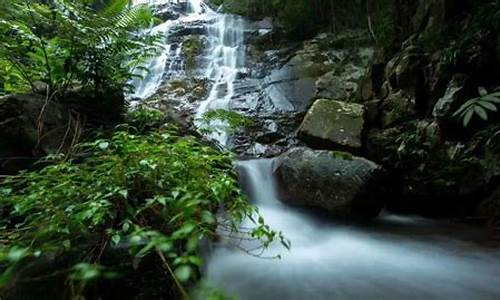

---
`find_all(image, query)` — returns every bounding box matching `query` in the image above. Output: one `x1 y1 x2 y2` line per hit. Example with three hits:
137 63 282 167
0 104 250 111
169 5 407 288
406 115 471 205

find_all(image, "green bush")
0 127 287 295
0 0 159 97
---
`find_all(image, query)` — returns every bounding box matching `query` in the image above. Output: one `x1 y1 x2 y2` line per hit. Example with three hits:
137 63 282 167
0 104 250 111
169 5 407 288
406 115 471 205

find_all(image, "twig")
57 111 74 154
366 0 378 44
155 247 189 300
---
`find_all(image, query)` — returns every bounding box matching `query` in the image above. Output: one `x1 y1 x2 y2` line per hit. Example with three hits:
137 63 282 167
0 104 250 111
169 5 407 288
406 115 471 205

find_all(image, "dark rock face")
380 90 416 128
273 147 386 219
0 91 124 174
298 99 365 152
432 74 475 137
0 94 68 173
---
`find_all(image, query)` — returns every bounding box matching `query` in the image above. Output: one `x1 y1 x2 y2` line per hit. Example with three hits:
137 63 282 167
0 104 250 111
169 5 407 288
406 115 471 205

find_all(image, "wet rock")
432 74 469 120
384 46 428 111
432 74 473 136
381 90 416 128
255 120 284 144
273 147 386 219
151 1 187 21
182 35 203 70
315 67 363 101
315 49 374 101
298 99 364 152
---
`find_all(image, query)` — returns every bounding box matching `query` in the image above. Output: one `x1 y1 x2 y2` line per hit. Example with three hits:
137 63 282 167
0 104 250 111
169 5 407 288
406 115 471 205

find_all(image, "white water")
130 0 246 146
194 11 246 146
129 0 211 100
205 159 500 300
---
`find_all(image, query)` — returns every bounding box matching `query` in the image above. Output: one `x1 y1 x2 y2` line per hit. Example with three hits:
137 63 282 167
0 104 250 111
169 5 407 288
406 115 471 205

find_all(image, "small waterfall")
129 21 173 100
195 13 246 147
205 159 500 300
128 0 210 101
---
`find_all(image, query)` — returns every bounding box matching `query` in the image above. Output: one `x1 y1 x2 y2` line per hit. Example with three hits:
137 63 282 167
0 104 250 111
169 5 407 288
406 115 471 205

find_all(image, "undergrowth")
0 119 287 297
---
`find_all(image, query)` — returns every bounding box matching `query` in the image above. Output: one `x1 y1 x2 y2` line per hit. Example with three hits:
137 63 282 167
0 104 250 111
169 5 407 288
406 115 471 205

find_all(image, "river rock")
298 99 364 152
273 147 386 219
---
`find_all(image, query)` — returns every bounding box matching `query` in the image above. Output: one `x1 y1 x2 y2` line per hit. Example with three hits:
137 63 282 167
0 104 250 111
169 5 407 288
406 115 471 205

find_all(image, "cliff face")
219 0 500 220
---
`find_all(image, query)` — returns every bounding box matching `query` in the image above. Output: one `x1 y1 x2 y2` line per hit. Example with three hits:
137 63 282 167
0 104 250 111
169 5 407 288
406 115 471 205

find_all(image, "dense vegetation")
210 0 395 43
0 116 283 297
0 0 158 98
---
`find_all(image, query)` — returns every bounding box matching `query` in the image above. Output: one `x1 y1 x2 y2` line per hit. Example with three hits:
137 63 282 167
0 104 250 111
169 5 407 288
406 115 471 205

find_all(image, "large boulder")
315 48 375 101
298 99 364 152
273 147 386 219
0 94 68 155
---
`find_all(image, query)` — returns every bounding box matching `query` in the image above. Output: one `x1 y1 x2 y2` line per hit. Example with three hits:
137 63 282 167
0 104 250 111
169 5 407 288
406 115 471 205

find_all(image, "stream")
130 1 500 299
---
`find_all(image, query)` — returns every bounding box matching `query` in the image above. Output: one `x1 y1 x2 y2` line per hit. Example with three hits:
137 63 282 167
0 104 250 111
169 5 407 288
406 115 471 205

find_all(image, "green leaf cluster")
453 87 500 127
200 109 256 134
0 0 160 97
0 126 285 292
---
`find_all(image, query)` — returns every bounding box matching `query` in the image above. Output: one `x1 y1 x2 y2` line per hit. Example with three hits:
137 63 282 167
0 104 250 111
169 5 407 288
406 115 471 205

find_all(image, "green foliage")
420 1 500 70
0 0 159 97
200 109 256 134
0 127 285 292
127 106 165 132
387 122 483 192
453 87 500 127
369 0 396 47
210 0 318 39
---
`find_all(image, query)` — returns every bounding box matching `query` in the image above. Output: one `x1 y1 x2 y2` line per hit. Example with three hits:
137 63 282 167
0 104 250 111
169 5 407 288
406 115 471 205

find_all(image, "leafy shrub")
127 106 165 132
453 87 500 127
0 0 159 97
200 109 256 134
0 127 286 294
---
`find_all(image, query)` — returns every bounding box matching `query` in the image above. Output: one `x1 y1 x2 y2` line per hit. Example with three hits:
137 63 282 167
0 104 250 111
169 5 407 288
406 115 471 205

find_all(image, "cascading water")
205 159 500 300
194 13 246 146
129 1 500 299
129 0 210 100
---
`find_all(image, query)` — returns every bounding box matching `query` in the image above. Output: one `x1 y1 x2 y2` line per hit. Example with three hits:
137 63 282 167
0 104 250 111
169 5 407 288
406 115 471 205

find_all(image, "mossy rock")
182 36 202 70
381 90 416 128
298 99 365 152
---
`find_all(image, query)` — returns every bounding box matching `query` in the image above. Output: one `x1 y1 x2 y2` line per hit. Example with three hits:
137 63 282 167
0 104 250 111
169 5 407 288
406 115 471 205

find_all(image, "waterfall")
194 13 246 147
129 0 211 101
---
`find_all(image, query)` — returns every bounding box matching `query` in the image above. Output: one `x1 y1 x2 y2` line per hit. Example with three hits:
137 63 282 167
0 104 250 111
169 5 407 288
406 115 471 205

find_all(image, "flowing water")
130 1 500 299
205 159 500 300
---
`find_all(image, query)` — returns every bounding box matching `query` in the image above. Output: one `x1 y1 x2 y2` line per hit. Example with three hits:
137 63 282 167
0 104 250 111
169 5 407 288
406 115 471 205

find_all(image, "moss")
182 36 202 70
168 80 189 91
331 151 353 160
200 109 256 133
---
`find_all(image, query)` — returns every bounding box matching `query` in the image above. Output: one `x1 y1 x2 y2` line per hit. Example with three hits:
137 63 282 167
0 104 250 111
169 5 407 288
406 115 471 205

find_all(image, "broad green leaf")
174 265 193 282
474 106 489 121
477 101 498 112
463 109 474 127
